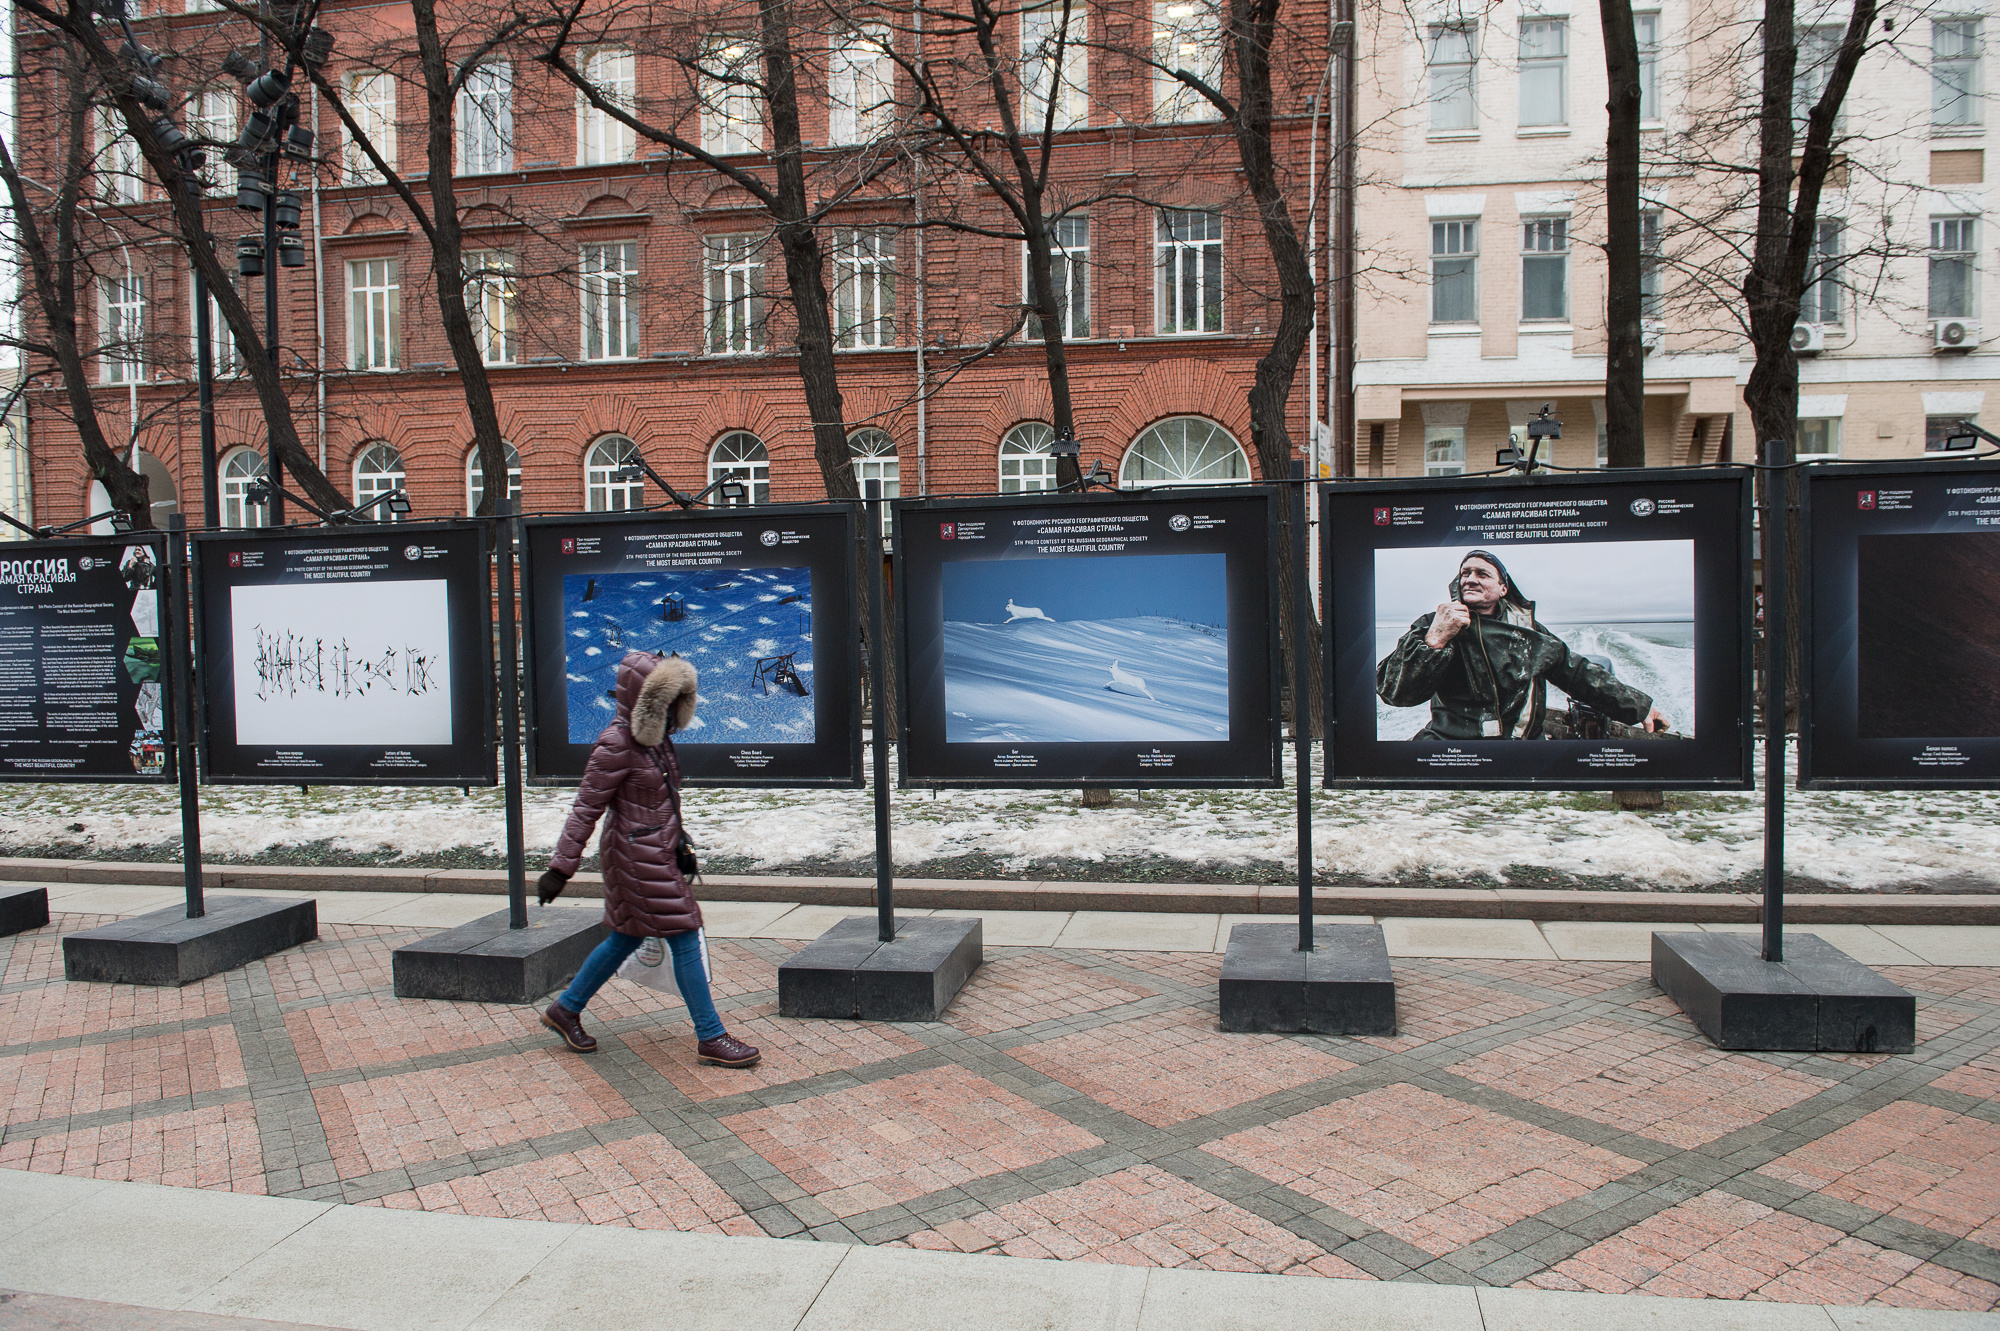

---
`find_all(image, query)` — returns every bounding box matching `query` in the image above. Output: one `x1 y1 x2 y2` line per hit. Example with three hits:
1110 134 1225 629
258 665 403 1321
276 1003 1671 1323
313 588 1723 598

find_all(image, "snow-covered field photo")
1373 540 1696 740
941 553 1230 743
563 568 812 744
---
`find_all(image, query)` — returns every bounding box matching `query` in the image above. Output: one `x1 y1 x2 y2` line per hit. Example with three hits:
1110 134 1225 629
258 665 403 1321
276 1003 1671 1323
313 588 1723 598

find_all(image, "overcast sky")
1373 539 1696 626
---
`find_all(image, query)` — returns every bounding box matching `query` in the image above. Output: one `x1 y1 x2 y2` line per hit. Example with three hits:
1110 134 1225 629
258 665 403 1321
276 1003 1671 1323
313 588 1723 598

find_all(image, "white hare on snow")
1105 659 1157 702
1005 599 1052 622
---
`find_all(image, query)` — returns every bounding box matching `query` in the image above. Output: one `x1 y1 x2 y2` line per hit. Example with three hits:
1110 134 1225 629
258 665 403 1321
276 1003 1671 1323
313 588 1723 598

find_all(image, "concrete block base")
1652 931 1914 1053
0 883 50 937
1219 922 1397 1035
779 915 982 1022
392 908 609 1004
62 896 317 986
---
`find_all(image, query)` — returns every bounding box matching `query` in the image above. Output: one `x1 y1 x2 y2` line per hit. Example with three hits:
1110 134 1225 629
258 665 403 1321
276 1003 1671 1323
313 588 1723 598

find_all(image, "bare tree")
1599 0 1643 466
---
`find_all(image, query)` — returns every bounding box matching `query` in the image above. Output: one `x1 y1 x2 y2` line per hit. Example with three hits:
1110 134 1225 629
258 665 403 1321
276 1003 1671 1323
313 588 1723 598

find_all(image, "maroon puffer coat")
550 651 703 936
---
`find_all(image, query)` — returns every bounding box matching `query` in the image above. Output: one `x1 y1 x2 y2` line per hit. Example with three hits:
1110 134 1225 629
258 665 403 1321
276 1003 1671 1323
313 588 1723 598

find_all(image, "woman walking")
536 650 760 1067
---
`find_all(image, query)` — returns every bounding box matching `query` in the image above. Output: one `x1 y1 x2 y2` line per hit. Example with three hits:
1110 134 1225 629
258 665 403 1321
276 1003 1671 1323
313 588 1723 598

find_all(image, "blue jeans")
555 928 726 1041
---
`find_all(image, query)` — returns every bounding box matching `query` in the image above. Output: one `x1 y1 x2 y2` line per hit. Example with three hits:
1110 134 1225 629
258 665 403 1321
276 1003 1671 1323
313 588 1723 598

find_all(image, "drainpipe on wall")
913 4 927 496
1332 0 1357 477
311 90 326 475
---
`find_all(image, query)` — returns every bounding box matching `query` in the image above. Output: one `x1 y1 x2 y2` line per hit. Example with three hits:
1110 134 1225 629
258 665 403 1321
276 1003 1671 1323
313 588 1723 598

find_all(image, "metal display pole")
166 516 204 919
192 269 220 528
261 144 285 526
1293 483 1314 953
497 499 527 930
868 507 895 943
1760 441 1786 963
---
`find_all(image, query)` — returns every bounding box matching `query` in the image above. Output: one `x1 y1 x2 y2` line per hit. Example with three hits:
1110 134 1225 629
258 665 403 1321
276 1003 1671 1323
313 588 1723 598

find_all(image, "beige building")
1348 0 1999 473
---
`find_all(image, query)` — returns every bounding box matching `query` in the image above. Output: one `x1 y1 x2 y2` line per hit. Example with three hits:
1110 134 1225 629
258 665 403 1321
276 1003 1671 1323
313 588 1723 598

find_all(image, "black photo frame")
0 533 175 783
192 522 495 785
894 487 1283 788
521 504 864 787
1800 458 2000 788
1323 468 1754 790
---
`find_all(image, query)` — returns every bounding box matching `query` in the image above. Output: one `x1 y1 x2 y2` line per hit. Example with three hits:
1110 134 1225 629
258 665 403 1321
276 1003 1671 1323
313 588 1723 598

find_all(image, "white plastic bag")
613 929 709 995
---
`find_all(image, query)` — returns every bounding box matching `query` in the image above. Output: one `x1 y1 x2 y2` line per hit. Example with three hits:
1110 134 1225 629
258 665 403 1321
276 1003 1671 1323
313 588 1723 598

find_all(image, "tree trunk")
1600 0 1645 467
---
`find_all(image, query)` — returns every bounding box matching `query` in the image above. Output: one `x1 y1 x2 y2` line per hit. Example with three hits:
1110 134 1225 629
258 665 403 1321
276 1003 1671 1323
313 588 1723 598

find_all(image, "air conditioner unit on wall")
1935 318 1981 351
1791 322 1825 355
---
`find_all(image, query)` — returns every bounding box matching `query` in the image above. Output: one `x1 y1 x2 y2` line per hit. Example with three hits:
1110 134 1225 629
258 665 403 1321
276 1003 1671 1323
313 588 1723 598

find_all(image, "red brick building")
15 0 1334 532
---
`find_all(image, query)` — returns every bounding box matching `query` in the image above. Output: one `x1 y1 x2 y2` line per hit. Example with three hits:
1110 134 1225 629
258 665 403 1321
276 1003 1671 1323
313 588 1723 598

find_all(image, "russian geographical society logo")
759 530 781 547
940 522 957 540
78 556 97 571
403 545 423 561
1630 498 1657 517
1373 507 1392 526
1169 514 1192 532
1857 490 1878 510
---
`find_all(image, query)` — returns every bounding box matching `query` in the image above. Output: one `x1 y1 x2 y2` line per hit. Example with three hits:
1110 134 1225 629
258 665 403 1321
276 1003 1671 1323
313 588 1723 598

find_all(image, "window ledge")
1427 325 1481 336
1518 323 1573 333
1931 124 1985 137
580 356 643 364
1516 126 1571 138
1427 130 1481 141
1640 121 1666 132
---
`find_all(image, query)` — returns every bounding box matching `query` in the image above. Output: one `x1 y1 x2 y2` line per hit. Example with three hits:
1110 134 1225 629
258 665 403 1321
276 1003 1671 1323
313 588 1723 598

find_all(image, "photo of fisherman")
1376 549 1671 740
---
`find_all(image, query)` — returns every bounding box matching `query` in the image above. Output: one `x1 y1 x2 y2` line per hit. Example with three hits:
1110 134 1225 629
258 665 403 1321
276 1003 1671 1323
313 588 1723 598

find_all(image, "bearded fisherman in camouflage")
1377 550 1671 741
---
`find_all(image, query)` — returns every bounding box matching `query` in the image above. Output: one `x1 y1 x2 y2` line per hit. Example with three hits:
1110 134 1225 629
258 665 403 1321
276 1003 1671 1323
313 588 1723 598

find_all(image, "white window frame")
458 61 513 175
1152 0 1220 124
352 442 406 520
466 442 523 513
578 48 636 164
585 435 645 511
1427 23 1477 132
342 71 397 184
96 108 145 204
1794 25 1842 124
1000 423 1059 493
466 250 517 365
1518 19 1568 128
709 431 770 505
580 241 640 361
1797 418 1842 460
705 234 765 354
1930 216 1977 319
1520 216 1569 322
1634 12 1661 122
835 228 896 348
187 87 237 194
1022 2 1089 132
1155 209 1223 334
828 26 893 144
1801 218 1842 326
701 37 764 155
347 258 401 371
1430 219 1478 324
189 271 242 377
1424 426 1467 476
1027 215 1089 341
1120 416 1250 488
100 273 145 384
1639 209 1664 323
1934 19 1983 127
220 448 268 528
850 428 899 534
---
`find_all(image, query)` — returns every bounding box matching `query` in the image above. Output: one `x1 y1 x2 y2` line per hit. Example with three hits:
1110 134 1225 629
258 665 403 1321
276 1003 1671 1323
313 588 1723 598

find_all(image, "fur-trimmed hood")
614 650 698 747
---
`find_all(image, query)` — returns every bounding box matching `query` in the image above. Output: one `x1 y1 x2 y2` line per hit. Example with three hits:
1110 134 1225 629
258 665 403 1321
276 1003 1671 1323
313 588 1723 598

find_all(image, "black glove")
536 869 570 905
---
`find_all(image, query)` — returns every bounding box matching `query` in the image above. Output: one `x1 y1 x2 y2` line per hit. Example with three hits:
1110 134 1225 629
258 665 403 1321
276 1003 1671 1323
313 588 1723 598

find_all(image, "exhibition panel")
1800 459 2000 788
1324 470 1754 790
191 523 495 785
895 488 1282 787
521 505 863 787
0 534 172 782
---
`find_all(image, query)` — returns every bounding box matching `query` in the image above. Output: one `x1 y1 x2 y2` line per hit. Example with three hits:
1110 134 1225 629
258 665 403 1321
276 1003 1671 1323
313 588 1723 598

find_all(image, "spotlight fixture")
237 234 265 277
282 125 314 159
245 68 291 108
109 510 135 534
718 476 750 504
276 233 305 268
272 190 301 228
1048 429 1081 457
300 27 335 69
235 167 269 211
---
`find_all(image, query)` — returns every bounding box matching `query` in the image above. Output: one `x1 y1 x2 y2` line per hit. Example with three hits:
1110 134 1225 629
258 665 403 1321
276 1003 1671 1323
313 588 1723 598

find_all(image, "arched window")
709 431 768 505
466 442 523 514
220 448 268 529
1119 416 1249 488
86 451 180 531
585 434 644 511
849 428 897 534
999 422 1057 493
352 442 407 521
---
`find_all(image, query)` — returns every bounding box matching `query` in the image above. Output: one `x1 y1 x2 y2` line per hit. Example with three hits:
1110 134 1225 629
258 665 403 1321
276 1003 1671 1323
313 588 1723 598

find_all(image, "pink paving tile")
0 1025 247 1126
1932 1049 2000 1100
1447 1019 1832 1149
312 1048 631 1180
1878 967 2000 1005
892 1163 1371 1275
286 997 539 1074
1355 972 1551 1053
623 1003 924 1102
0 972 231 1045
262 926 410 1004
1449 958 1649 998
944 952 1159 1037
1013 1008 1353 1127
1523 1188 2000 1309
1 914 119 985
1758 1101 2000 1247
0 1100 265 1192
719 1065 1103 1219
1207 1083 1642 1257
1107 951 1224 990
361 1132 760 1233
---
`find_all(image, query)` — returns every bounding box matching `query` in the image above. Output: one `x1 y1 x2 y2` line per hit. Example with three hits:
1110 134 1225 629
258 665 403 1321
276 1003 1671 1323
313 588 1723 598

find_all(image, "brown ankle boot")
697 1033 760 1067
542 1002 597 1053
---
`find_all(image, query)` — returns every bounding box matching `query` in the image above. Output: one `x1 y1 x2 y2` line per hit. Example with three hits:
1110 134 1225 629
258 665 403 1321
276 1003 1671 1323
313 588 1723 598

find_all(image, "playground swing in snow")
663 593 686 622
751 651 810 697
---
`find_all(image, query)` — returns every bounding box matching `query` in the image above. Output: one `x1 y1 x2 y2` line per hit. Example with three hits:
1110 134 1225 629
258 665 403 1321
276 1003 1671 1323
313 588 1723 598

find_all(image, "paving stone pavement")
1 911 1997 1313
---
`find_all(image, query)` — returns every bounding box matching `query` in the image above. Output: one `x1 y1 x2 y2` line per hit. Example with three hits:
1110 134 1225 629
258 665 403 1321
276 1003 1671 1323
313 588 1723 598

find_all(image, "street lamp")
609 459 752 509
